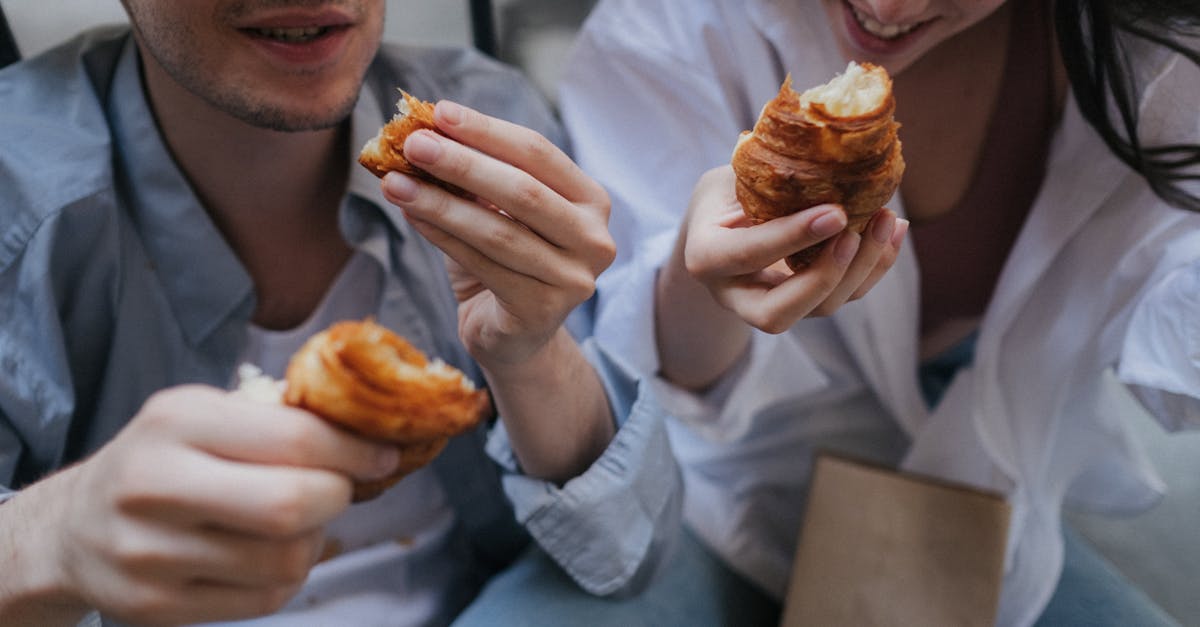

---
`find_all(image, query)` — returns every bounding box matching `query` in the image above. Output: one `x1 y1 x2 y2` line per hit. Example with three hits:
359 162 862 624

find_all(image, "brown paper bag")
780 453 1010 627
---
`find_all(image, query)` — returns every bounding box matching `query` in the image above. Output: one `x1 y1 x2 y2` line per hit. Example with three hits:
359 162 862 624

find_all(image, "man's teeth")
257 26 327 42
851 5 920 39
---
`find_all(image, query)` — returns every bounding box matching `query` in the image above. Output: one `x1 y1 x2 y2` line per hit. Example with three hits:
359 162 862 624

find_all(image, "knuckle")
741 305 792 335
483 224 520 253
427 186 456 216
809 302 836 318
810 273 841 296
565 271 597 302
260 584 302 614
591 187 612 218
593 236 617 271
269 541 316 585
108 531 152 568
522 133 558 164
683 250 715 280
123 585 174 623
259 485 312 536
137 390 178 428
440 148 472 181
723 246 758 271
273 419 320 458
511 177 548 208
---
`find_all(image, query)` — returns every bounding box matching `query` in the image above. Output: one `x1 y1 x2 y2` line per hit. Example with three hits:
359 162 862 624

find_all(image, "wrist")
655 245 751 390
0 472 90 624
474 327 572 385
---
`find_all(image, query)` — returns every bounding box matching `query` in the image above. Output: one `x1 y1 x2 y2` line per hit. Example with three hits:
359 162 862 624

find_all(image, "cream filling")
800 61 888 117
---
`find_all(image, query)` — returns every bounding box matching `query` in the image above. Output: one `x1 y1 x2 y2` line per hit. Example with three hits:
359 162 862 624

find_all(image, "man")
0 1 679 625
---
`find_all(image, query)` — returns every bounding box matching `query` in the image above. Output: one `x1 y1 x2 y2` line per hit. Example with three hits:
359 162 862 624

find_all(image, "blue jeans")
1034 527 1179 627
453 525 1176 626
451 529 779 627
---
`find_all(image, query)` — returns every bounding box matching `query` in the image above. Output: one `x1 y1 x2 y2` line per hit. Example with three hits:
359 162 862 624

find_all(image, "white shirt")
213 251 465 627
559 1 1200 625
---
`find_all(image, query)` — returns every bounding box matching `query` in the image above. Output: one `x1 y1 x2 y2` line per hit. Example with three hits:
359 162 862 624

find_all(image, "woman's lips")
840 0 934 56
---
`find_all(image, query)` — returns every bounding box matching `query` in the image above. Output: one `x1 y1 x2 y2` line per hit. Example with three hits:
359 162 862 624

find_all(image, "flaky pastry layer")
731 63 905 268
283 319 490 500
358 90 470 198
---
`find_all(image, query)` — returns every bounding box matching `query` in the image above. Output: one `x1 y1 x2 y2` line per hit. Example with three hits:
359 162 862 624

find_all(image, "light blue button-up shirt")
0 27 681 622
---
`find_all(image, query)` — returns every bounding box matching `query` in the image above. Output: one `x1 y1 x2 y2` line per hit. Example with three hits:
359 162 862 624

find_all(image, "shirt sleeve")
557 13 837 445
1117 258 1200 431
557 17 745 372
484 338 682 596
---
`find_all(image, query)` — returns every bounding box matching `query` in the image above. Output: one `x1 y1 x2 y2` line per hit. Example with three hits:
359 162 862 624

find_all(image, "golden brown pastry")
283 319 491 501
358 90 469 198
731 62 905 268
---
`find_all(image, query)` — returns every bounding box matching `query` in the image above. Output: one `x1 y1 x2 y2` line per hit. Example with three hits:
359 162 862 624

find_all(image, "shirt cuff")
485 340 681 596
1117 260 1200 430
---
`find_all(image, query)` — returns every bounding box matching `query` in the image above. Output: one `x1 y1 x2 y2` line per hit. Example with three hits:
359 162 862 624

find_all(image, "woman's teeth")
851 5 920 39
257 26 327 42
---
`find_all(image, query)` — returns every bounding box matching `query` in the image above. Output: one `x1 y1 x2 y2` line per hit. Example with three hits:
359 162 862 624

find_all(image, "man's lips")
242 24 349 45
234 7 356 31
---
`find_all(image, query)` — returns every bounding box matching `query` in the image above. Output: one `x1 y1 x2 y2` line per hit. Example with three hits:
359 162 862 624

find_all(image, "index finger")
154 387 400 482
690 204 847 278
430 100 605 205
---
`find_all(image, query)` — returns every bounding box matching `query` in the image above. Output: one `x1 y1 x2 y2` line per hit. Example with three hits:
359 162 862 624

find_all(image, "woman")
559 0 1199 624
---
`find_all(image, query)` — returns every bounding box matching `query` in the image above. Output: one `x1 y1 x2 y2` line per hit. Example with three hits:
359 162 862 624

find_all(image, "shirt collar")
108 37 255 347
341 83 417 252
109 37 415 346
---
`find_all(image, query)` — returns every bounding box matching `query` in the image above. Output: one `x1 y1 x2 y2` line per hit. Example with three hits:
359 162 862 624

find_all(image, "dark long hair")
1055 0 1200 212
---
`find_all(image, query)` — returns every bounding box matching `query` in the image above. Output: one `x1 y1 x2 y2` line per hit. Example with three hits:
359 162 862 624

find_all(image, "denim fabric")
453 529 779 627
1035 528 1180 627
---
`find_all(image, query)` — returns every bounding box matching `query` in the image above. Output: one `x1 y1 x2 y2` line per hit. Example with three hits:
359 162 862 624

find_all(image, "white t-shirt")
212 251 466 627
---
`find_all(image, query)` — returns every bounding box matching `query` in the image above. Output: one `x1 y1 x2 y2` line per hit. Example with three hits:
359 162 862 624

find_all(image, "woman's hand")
1 386 400 626
381 101 614 371
655 165 908 390
681 165 907 333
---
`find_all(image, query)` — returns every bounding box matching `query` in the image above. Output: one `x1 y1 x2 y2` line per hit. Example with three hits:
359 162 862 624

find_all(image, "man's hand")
1 385 400 626
381 100 615 370
379 101 617 482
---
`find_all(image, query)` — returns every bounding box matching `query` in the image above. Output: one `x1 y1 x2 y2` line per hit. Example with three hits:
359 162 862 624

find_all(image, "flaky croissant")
732 62 905 268
358 90 469 198
283 319 490 501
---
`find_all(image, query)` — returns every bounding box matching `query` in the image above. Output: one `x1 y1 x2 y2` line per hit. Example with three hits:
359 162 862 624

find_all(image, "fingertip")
870 208 897 243
832 229 861 266
891 218 910 248
367 447 401 480
809 204 847 238
435 100 465 126
402 130 442 165
383 172 418 202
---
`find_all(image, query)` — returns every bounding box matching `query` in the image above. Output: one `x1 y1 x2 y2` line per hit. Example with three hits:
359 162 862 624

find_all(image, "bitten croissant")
358 89 469 198
283 319 491 501
731 62 905 268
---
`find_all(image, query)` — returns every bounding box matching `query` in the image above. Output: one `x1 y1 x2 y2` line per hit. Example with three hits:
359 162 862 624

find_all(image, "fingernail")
374 448 400 477
871 210 896 244
404 131 442 164
833 231 860 265
891 218 910 248
437 100 464 126
810 206 846 238
384 172 418 202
